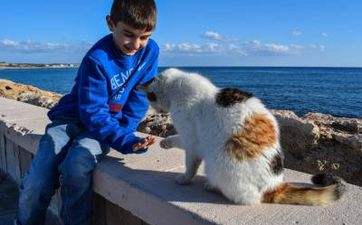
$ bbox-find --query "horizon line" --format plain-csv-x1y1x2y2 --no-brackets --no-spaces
1,62,362,69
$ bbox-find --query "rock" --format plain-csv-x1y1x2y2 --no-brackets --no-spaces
137,113,176,137
278,111,362,185
0,79,61,109
272,110,320,160
302,113,362,154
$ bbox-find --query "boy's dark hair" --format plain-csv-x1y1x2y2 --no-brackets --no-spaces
110,0,157,31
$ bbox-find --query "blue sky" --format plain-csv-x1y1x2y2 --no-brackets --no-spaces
0,0,361,67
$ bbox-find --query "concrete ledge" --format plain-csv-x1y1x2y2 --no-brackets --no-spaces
1,97,362,225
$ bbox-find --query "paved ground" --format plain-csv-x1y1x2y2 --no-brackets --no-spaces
0,174,61,225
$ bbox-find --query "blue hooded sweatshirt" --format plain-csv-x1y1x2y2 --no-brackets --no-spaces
48,34,159,154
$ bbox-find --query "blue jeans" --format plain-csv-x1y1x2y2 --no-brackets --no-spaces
16,120,109,225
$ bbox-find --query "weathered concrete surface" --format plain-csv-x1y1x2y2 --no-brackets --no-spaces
94,143,362,225
0,97,49,155
1,97,362,225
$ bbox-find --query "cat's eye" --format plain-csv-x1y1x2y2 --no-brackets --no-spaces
147,92,157,102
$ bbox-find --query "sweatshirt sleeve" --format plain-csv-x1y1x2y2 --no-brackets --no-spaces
77,56,142,154
119,53,159,132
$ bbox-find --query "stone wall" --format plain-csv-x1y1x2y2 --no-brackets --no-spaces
1,97,362,225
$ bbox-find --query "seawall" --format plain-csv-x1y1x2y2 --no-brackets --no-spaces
1,96,362,225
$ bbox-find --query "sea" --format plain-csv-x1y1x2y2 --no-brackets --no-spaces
0,67,361,118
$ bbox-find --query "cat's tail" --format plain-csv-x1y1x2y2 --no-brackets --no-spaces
262,173,346,206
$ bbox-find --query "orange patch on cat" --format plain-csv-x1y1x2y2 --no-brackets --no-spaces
262,183,323,204
225,113,277,160
262,182,342,205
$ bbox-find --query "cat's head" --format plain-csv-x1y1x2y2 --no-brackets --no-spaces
138,68,184,113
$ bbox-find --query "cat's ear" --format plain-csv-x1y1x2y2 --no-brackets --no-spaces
137,78,155,90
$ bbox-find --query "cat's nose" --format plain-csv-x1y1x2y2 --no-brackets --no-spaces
136,84,146,90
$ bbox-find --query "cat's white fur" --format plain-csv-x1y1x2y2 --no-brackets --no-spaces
141,68,344,205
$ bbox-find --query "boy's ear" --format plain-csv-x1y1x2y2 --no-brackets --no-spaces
106,15,115,32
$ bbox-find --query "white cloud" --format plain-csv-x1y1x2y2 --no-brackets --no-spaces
164,28,314,56
163,43,203,54
265,44,290,53
309,44,326,52
243,40,261,48
242,40,304,55
162,42,247,55
321,32,329,38
292,31,302,36
0,39,92,54
162,37,328,57
202,31,228,41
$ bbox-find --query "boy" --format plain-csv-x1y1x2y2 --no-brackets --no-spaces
15,0,158,224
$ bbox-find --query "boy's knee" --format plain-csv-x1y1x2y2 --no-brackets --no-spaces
59,150,96,181
76,137,105,156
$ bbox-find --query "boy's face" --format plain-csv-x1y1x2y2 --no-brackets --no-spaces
106,16,153,56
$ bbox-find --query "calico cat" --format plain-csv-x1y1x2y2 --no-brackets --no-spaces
140,68,345,205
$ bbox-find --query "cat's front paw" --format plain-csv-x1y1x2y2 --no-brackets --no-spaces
160,139,173,149
175,175,192,185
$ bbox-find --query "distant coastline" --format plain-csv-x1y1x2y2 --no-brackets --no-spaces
0,61,79,70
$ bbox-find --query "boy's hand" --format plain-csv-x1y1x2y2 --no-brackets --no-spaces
132,136,156,152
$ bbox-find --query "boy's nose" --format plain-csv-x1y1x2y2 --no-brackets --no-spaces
131,39,141,50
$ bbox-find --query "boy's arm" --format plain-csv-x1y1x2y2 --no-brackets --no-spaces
119,53,159,133
77,56,148,154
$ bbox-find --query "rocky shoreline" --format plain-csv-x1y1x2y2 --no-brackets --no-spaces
0,62,78,69
1,79,361,185
0,79,62,109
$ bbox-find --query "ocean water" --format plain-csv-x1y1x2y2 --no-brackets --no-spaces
0,67,361,118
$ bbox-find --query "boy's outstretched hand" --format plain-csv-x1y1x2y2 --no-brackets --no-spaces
132,136,156,152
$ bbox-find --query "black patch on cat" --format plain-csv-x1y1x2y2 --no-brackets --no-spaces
270,152,284,175
312,173,341,186
312,173,346,199
215,88,253,107
147,92,157,102
334,182,346,200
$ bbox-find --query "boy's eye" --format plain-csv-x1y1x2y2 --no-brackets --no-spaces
147,92,157,102
124,33,133,38
140,36,150,41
